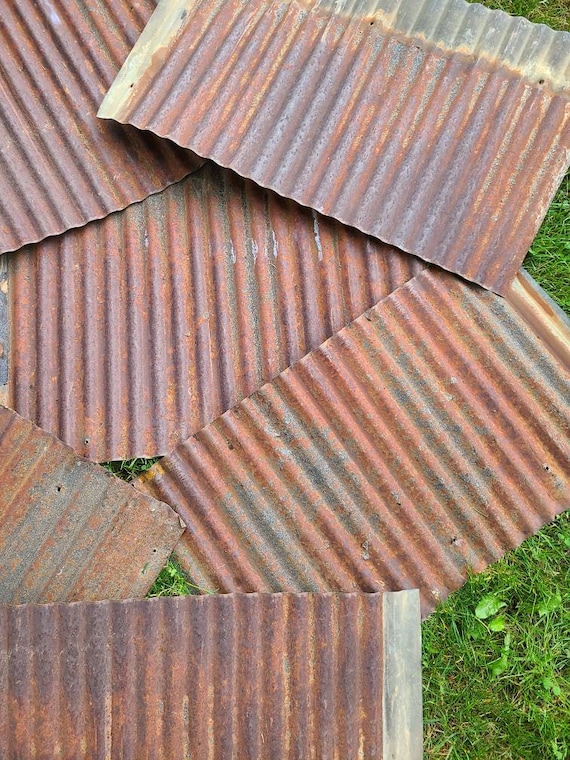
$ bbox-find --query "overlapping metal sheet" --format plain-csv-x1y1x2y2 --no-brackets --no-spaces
506,268,570,369
98,0,570,294
136,269,570,616
1,163,424,461
0,405,184,604
0,591,423,759
0,0,202,254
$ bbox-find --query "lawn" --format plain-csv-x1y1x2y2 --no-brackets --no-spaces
106,1,570,757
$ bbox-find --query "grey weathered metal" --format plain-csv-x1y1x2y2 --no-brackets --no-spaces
99,0,570,294
1,163,424,461
0,0,202,254
0,591,423,759
0,404,184,604
136,269,570,616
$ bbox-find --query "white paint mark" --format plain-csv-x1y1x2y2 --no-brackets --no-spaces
143,231,149,250
230,240,236,264
251,239,258,264
312,210,323,261
271,229,279,259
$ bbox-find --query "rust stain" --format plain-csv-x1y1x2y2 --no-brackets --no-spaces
4,163,424,461
136,269,570,617
0,0,202,254
98,0,570,295
0,404,184,604
0,591,422,759
506,269,570,369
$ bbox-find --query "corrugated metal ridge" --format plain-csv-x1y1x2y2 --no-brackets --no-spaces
0,591,423,760
2,162,424,462
98,0,570,294
0,404,184,604
136,269,570,617
0,0,202,255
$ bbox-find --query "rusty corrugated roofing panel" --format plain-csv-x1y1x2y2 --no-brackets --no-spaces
506,268,570,369
136,269,570,617
0,163,424,461
0,0,203,255
0,591,422,759
0,405,184,604
98,0,570,295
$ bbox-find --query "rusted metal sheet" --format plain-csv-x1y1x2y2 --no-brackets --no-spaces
506,268,570,369
136,269,570,617
0,404,184,604
0,590,423,759
0,0,203,255
98,0,570,295
1,163,424,461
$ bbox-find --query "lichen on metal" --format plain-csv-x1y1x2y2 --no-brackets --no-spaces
0,405,184,604
3,162,424,461
98,0,570,294
136,269,570,616
0,591,423,759
0,0,202,254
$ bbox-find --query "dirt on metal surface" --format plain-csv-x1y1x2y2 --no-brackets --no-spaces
0,591,423,759
0,0,202,254
136,269,570,617
99,0,570,294
0,405,184,604
2,163,424,461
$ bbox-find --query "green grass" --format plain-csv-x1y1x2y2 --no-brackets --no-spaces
107,1,570,754
424,512,570,760
470,0,570,30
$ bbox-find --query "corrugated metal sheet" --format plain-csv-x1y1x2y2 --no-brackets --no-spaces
0,404,184,604
506,268,570,369
136,269,570,617
0,590,422,760
98,0,570,295
0,0,203,255
2,162,424,462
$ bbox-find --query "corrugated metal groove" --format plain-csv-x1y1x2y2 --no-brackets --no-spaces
99,0,570,293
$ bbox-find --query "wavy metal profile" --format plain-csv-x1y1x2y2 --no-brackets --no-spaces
0,591,423,759
136,269,570,616
99,0,570,294
1,163,424,460
0,404,183,604
0,0,201,254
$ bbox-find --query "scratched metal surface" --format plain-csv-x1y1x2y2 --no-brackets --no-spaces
136,269,570,617
98,0,570,294
0,404,184,604
0,0,202,254
2,163,424,461
0,591,423,759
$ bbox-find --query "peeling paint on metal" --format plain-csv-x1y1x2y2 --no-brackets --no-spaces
4,163,424,461
0,0,202,254
136,269,570,617
98,0,570,294
0,591,423,759
0,404,184,604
